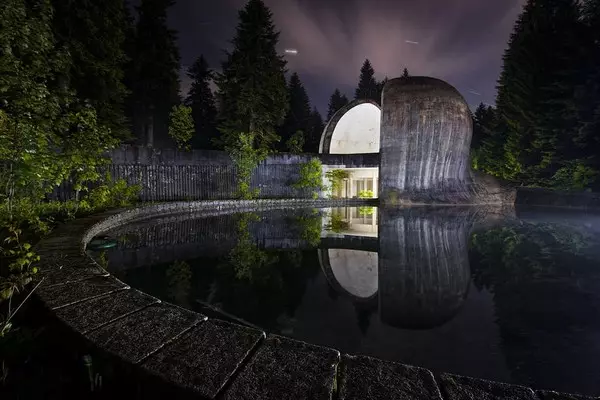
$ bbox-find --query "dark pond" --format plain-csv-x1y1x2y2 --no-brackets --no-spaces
90,206,600,396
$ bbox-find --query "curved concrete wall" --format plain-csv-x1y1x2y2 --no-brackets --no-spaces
320,100,381,154
379,77,472,203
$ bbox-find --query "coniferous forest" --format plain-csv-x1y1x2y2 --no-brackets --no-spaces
472,0,600,190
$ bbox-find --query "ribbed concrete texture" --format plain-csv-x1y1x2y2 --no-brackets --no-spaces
380,77,473,204
378,207,473,329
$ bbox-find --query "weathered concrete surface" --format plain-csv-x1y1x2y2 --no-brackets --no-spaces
51,146,380,202
35,254,108,287
380,77,472,204
538,390,599,400
86,304,205,364
54,288,159,334
222,335,340,400
338,355,443,400
439,373,538,400
37,276,128,310
141,319,264,399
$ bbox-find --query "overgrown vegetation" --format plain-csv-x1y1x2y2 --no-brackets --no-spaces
0,0,141,355
358,190,374,199
294,159,325,199
326,170,351,198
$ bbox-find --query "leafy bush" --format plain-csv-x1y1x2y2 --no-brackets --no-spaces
168,105,195,151
294,158,324,199
358,190,374,199
325,170,350,199
227,133,267,199
79,174,141,212
550,160,598,191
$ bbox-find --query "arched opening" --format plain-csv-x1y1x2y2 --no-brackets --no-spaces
319,100,381,199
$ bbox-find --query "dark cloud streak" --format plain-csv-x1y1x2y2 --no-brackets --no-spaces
168,0,525,114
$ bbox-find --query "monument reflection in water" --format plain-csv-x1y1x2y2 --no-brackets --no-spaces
100,206,600,396
320,207,485,331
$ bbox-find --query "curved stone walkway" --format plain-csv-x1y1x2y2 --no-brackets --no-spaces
33,200,595,400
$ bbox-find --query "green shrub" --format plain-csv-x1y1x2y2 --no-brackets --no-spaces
294,158,324,199
358,190,374,199
168,105,195,151
325,170,350,199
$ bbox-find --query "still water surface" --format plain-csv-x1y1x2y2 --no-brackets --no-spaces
92,206,600,396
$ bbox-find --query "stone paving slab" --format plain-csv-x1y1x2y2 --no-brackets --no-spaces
141,319,264,399
36,255,108,287
439,373,538,400
338,354,443,400
37,276,128,310
538,391,599,400
54,288,159,334
222,335,340,400
86,304,205,364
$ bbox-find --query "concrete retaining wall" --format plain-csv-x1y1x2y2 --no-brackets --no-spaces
51,146,379,202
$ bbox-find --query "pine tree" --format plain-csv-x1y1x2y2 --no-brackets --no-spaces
472,103,495,150
327,89,350,121
130,0,181,147
402,68,410,79
280,73,311,151
185,55,218,150
578,0,600,177
216,0,288,152
216,0,288,198
305,107,325,153
50,0,130,139
495,0,586,184
355,59,379,103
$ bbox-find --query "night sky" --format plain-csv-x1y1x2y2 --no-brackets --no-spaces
167,0,526,115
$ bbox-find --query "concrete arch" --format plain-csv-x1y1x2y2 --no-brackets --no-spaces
319,99,381,154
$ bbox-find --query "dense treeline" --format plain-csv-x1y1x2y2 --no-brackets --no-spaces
472,0,600,190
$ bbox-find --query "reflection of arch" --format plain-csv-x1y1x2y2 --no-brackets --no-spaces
318,248,378,303
319,100,381,154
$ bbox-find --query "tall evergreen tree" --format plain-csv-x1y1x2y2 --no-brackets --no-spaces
280,73,311,151
216,0,288,198
130,0,181,147
327,89,349,121
495,0,586,184
402,68,410,79
355,59,379,103
305,107,325,153
472,103,495,150
185,55,218,150
51,0,130,139
216,0,288,152
577,0,600,175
